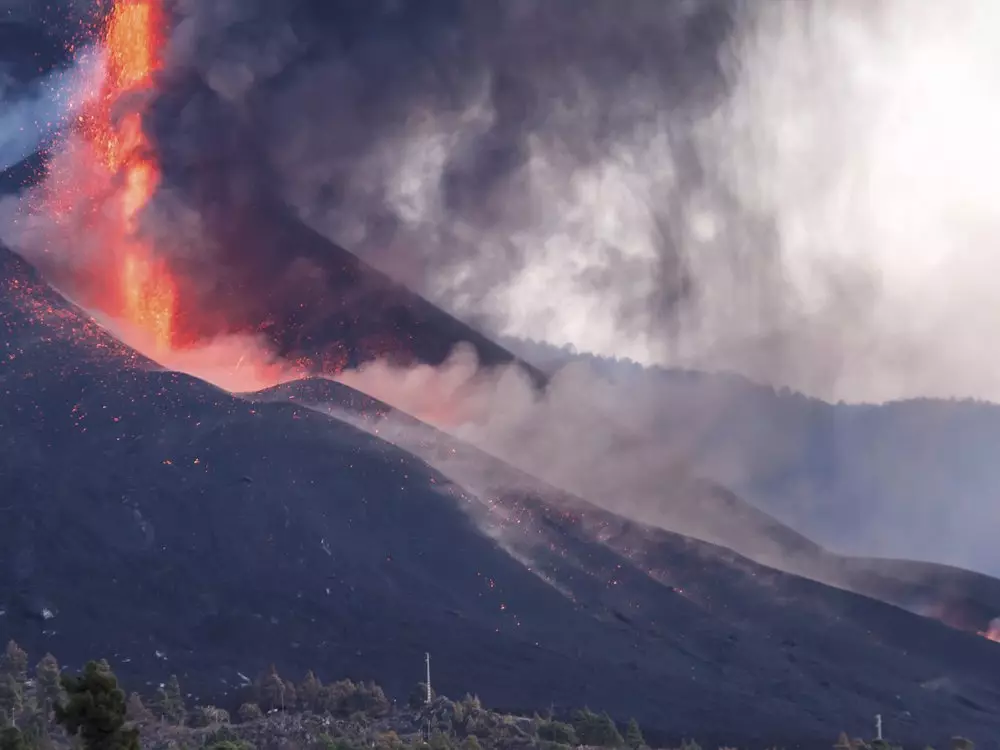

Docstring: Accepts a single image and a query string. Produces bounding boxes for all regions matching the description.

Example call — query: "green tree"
[189,706,230,728]
[429,730,452,750]
[0,727,25,750]
[236,703,263,723]
[124,693,151,724]
[408,682,434,710]
[460,737,482,750]
[298,671,322,712]
[0,676,23,727]
[153,675,185,724]
[354,681,390,718]
[952,740,974,750]
[538,721,578,746]
[0,644,27,685]
[35,655,62,720]
[376,731,404,750]
[164,675,185,724]
[572,709,623,748]
[54,660,139,750]
[624,718,645,750]
[257,665,287,712]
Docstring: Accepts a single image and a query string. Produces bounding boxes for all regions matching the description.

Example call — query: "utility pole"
[425,652,432,705]
[875,714,883,741]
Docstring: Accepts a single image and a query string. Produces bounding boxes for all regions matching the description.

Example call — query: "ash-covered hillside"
[507,340,1000,576]
[6,245,1000,748]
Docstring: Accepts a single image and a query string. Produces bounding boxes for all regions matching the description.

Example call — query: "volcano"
[7,4,1000,747]
[7,241,1000,748]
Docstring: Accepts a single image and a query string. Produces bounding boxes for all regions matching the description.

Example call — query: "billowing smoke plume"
[5,0,1000,575]
[10,0,997,402]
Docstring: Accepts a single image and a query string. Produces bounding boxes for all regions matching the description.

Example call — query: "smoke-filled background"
[5,0,1000,573]
[5,0,999,402]
[136,0,1000,405]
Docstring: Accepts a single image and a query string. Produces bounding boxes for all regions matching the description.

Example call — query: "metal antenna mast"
[425,652,432,705]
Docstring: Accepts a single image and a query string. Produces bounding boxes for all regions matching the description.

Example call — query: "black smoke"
[139,0,757,367]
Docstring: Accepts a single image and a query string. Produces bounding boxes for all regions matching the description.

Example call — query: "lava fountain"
[63,0,176,354]
[22,0,309,391]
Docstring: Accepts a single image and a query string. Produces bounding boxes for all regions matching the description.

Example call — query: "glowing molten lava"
[27,0,313,391]
[74,0,176,354]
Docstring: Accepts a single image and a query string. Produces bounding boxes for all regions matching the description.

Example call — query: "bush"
[190,705,231,727]
[237,703,264,723]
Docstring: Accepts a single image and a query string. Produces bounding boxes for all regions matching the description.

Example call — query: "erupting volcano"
[44,0,177,355]
[20,0,320,391]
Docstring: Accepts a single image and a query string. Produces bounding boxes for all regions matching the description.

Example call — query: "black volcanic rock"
[6,244,1000,748]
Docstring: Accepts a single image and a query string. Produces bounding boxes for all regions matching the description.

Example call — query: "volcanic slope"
[500,341,1000,633]
[8,248,1000,746]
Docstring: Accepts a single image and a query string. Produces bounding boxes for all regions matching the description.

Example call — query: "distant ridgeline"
[0,640,975,750]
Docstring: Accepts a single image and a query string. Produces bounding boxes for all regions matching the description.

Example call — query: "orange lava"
[58,0,176,355]
[28,0,313,392]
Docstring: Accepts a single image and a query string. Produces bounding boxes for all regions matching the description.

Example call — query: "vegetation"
[0,641,971,750]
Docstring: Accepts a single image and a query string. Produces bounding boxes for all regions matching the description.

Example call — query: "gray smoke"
[143,0,1000,404]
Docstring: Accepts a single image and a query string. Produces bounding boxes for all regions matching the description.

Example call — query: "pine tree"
[124,693,151,724]
[162,675,186,724]
[0,645,27,686]
[625,718,645,750]
[0,676,22,727]
[429,729,452,750]
[54,661,139,750]
[35,655,62,721]
[573,709,623,748]
[538,720,577,746]
[0,727,24,750]
[257,665,287,712]
[298,671,322,712]
[282,680,297,710]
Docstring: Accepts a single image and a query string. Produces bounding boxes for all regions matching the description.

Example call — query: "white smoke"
[0,45,105,173]
[290,0,1000,404]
